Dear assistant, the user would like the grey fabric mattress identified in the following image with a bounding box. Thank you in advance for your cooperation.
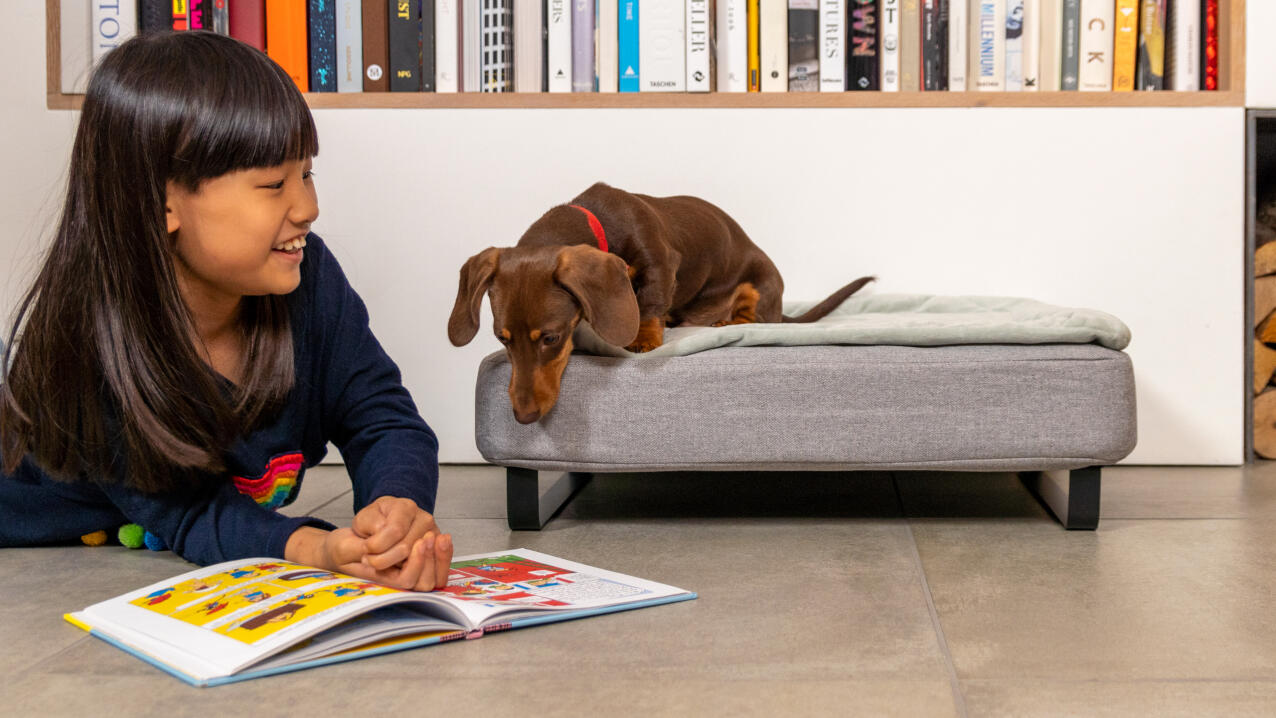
[474,343,1137,473]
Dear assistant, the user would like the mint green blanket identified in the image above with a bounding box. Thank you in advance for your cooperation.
[573,294,1131,357]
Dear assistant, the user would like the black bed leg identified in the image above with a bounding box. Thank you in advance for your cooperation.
[1019,466,1102,530]
[506,467,591,530]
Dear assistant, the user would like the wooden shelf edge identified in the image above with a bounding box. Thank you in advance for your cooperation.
[46,90,1246,111]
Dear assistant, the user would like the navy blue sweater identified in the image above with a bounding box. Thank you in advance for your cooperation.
[0,234,439,564]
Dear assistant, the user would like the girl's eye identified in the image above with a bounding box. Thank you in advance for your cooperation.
[303,170,315,181]
[262,180,285,190]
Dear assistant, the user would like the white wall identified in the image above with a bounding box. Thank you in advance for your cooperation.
[1248,0,1276,108]
[2,0,1245,465]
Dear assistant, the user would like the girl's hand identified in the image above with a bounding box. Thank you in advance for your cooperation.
[350,496,454,590]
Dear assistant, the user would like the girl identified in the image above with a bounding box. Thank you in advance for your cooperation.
[0,31,452,591]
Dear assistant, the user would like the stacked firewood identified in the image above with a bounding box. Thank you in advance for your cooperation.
[1254,228,1276,457]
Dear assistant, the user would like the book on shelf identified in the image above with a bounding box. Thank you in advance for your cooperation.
[481,0,512,92]
[66,549,695,687]
[849,0,880,91]
[1004,0,1023,91]
[229,0,264,49]
[879,0,900,90]
[619,0,640,91]
[971,0,1005,91]
[1021,0,1040,90]
[1038,0,1061,90]
[335,0,362,91]
[308,0,337,92]
[572,0,595,91]
[644,0,688,91]
[688,0,713,91]
[920,0,947,91]
[1166,0,1199,91]
[187,0,208,30]
[512,0,541,91]
[138,0,172,34]
[717,0,747,91]
[547,0,571,91]
[1060,0,1080,89]
[1136,0,1165,89]
[598,0,620,91]
[761,0,788,92]
[1112,0,1137,91]
[1077,0,1112,91]
[1201,0,1218,90]
[787,0,818,92]
[461,0,481,91]
[946,0,966,90]
[387,0,424,91]
[360,0,389,91]
[748,0,761,90]
[92,0,137,65]
[898,0,919,90]
[818,0,844,92]
[266,0,308,91]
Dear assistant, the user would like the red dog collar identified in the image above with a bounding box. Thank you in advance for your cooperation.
[569,204,608,253]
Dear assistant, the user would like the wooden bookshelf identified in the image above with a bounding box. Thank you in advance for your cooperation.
[46,0,1247,111]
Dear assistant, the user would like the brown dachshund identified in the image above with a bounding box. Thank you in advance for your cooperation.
[449,182,874,424]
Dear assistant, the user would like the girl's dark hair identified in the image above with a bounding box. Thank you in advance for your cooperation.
[0,31,318,492]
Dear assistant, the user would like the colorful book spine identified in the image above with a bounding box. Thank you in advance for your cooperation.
[1166,0,1199,91]
[1060,0,1080,89]
[717,0,748,90]
[172,0,189,30]
[336,0,363,91]
[619,0,640,91]
[971,0,1004,91]
[920,0,946,90]
[818,0,844,91]
[267,0,308,91]
[1038,0,1061,90]
[1004,0,1022,90]
[899,0,919,90]
[481,0,512,91]
[598,0,620,91]
[361,0,389,91]
[849,0,879,90]
[187,0,207,28]
[757,0,784,90]
[572,0,595,90]
[139,0,171,33]
[60,0,91,93]
[946,0,965,90]
[92,0,137,65]
[788,0,819,90]
[1138,0,1164,89]
[211,0,228,33]
[229,0,265,49]
[388,0,423,91]
[1111,0,1137,91]
[548,0,572,91]
[1201,0,1218,90]
[879,0,899,90]
[687,0,711,90]
[309,0,338,92]
[512,0,540,91]
[1021,0,1039,89]
[643,0,687,91]
[1077,0,1112,91]
[748,0,761,90]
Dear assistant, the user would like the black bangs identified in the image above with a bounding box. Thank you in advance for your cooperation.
[96,31,319,190]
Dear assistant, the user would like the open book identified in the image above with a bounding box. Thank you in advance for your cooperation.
[66,548,695,687]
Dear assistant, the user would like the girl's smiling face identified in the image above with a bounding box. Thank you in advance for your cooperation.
[165,158,319,309]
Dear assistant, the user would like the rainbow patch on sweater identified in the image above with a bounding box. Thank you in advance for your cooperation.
[232,452,304,510]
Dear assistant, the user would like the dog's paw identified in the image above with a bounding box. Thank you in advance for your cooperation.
[625,339,663,353]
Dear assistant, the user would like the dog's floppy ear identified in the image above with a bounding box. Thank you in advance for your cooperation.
[554,245,640,347]
[448,247,501,346]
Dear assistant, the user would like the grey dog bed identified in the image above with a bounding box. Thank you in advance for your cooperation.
[474,297,1137,531]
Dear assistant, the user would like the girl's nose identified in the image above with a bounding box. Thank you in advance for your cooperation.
[289,178,320,227]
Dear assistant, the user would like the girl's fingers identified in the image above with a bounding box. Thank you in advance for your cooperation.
[387,538,428,590]
[414,534,440,592]
[432,533,453,590]
[362,541,410,570]
[366,511,437,570]
[326,529,368,567]
[360,500,415,554]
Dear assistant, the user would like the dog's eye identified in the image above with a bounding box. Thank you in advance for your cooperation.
[496,334,510,345]
[542,334,560,346]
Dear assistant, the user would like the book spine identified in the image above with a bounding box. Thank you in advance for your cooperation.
[899,0,918,90]
[1004,0,1022,90]
[60,0,91,93]
[463,0,481,90]
[787,0,818,91]
[336,0,364,91]
[1201,0,1217,90]
[388,0,423,91]
[172,0,189,31]
[643,0,687,91]
[748,0,760,90]
[761,0,788,91]
[971,0,1004,91]
[140,0,172,33]
[572,0,595,90]
[619,0,640,90]
[1077,0,1111,91]
[1111,0,1137,91]
[309,0,338,92]
[1138,0,1168,89]
[92,0,137,65]
[879,0,899,90]
[716,0,747,90]
[687,0,712,90]
[211,0,229,33]
[513,0,542,91]
[267,0,309,90]
[1059,0,1079,89]
[361,0,390,91]
[920,0,946,90]
[1166,0,1199,91]
[946,0,965,90]
[188,0,207,28]
[230,0,266,48]
[1021,0,1039,89]
[422,0,436,90]
[819,0,845,91]
[548,0,572,90]
[848,0,879,90]
[482,0,512,91]
[1038,0,1061,90]
[598,0,620,90]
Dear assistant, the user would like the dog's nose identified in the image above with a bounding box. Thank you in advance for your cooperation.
[514,407,542,424]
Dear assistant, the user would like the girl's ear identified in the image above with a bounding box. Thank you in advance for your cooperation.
[164,181,181,235]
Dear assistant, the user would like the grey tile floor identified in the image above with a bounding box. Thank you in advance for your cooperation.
[4,464,1276,716]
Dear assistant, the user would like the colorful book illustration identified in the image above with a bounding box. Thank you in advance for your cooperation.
[66,549,695,687]
[788,0,819,91]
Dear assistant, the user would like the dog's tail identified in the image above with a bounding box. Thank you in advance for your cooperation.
[781,276,876,323]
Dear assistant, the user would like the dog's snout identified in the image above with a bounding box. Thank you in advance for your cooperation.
[514,407,542,424]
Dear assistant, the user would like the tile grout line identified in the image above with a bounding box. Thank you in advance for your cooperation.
[892,473,970,718]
